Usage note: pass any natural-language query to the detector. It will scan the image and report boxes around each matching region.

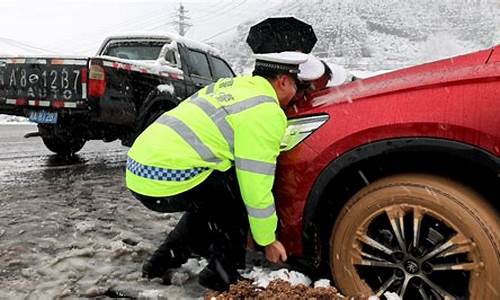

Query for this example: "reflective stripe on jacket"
[126,75,287,246]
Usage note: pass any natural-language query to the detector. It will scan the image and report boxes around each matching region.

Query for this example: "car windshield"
[102,40,166,60]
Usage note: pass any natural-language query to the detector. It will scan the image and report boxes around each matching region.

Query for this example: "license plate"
[29,110,58,124]
[0,64,84,101]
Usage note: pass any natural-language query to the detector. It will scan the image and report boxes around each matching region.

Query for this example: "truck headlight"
[280,114,329,152]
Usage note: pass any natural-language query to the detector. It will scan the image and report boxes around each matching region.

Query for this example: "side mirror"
[158,41,180,67]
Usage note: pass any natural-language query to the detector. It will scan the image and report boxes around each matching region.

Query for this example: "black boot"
[142,214,195,279]
[142,243,189,279]
[198,259,240,291]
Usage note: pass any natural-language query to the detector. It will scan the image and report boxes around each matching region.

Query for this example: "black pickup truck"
[0,34,235,155]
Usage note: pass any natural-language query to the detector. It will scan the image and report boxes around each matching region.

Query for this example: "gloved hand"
[265,240,287,263]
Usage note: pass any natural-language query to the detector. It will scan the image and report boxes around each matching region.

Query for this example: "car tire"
[329,173,500,299]
[136,93,176,136]
[144,108,166,130]
[41,135,86,155]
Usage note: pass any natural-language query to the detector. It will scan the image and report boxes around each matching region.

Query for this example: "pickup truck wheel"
[144,109,165,129]
[137,94,175,136]
[329,174,500,299]
[41,135,86,155]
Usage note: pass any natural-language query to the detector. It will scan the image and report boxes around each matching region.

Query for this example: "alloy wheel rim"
[350,204,483,299]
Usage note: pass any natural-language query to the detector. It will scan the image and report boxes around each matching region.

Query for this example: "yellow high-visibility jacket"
[126,75,287,246]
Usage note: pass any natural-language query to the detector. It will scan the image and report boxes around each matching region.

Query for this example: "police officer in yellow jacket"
[126,51,322,291]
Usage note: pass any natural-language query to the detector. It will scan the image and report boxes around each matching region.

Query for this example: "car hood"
[305,47,495,110]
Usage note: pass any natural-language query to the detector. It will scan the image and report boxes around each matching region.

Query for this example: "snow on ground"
[0,149,313,299]
[0,138,399,299]
[0,114,31,124]
[242,267,312,288]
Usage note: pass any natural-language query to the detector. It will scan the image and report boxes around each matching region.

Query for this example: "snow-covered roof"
[96,32,221,56]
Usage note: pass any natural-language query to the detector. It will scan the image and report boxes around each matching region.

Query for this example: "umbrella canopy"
[246,17,317,54]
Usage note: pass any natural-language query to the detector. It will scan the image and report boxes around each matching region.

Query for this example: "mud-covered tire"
[41,135,86,155]
[330,174,500,299]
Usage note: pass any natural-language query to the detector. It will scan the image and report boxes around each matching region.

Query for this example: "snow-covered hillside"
[1,0,497,70]
[215,0,500,73]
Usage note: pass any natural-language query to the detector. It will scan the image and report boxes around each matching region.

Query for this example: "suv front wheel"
[330,174,500,299]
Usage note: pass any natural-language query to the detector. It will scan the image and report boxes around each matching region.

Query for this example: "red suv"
[275,45,500,299]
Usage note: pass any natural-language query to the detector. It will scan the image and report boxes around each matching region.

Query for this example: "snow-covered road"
[0,125,327,299]
[0,125,212,298]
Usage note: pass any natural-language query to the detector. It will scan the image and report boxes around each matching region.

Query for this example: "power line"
[186,0,228,21]
[194,0,247,24]
[201,0,299,43]
[202,25,239,42]
[0,37,56,54]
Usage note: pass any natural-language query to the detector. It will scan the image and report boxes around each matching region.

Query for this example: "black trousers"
[130,169,249,279]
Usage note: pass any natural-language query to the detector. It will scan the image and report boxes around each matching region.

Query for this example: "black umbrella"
[246,17,317,54]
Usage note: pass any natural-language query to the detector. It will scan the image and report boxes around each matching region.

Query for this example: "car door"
[183,48,213,95]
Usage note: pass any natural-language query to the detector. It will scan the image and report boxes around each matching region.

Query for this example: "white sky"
[0,0,290,55]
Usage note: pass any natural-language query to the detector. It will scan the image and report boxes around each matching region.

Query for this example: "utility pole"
[174,3,192,36]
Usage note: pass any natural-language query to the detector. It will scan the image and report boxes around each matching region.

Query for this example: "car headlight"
[280,114,329,152]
